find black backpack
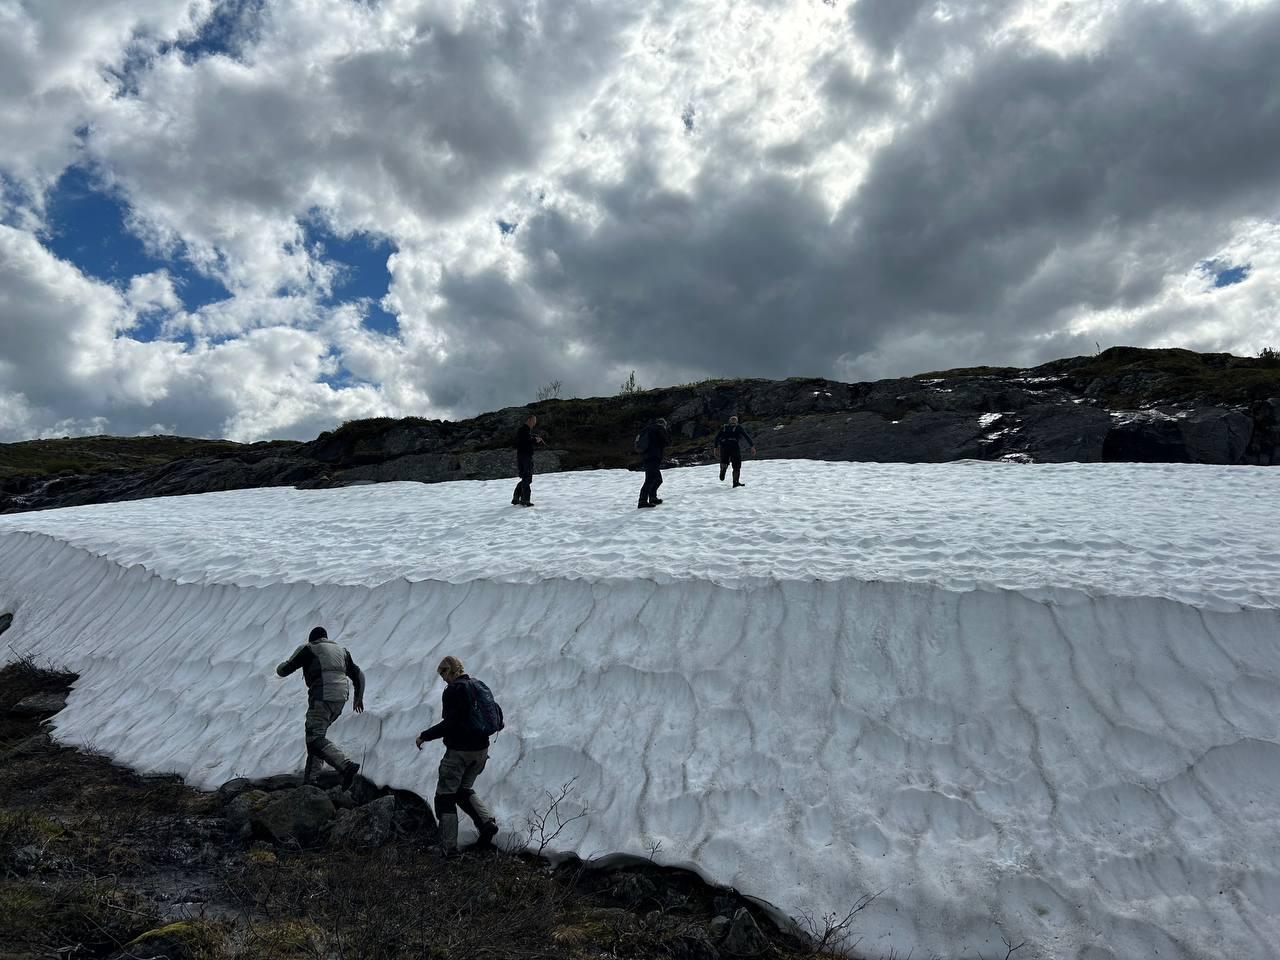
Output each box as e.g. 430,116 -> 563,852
634,427 -> 651,455
461,678 -> 505,736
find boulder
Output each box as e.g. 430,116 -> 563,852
388,787 -> 436,834
1246,399 -> 1280,464
1179,407 -> 1253,463
722,908 -> 769,957
9,691 -> 68,716
989,403 -> 1111,463
251,773 -> 306,792
330,795 -> 397,848
1102,410 -> 1190,462
249,786 -> 336,846
224,789 -> 270,833
214,777 -> 253,805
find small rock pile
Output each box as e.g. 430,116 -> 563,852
217,771 -> 436,849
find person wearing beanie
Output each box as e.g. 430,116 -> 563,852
276,625 -> 366,789
636,416 -> 671,508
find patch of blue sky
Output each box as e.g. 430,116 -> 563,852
497,219 -> 519,236
1199,258 -> 1251,289
1213,264 -> 1250,288
108,0 -> 264,95
42,166 -> 231,340
171,0 -> 265,63
302,217 -> 399,337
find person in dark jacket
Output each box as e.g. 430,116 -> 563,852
416,656 -> 499,856
512,413 -> 545,506
714,416 -> 756,487
637,417 -> 671,509
276,626 -> 365,788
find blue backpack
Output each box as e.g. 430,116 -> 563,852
461,678 -> 505,736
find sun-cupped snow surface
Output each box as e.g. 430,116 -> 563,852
1,460 -> 1278,608
1,460 -> 1278,960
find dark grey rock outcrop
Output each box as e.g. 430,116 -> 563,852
4,348 -> 1278,514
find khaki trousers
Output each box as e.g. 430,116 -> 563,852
435,748 -> 495,851
303,699 -> 350,781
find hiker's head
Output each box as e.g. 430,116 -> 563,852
308,626 -> 327,643
526,413 -> 537,427
437,656 -> 465,683
729,416 -> 739,425
657,417 -> 668,428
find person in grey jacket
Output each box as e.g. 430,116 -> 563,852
277,626 -> 365,788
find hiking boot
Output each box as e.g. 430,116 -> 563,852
340,761 -> 361,791
732,482 -> 745,488
650,498 -> 663,505
637,501 -> 655,509
520,501 -> 535,507
475,820 -> 499,848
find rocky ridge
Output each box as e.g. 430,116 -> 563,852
3,346 -> 1278,514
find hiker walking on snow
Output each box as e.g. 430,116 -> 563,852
276,626 -> 365,789
416,656 -> 504,857
636,417 -> 671,509
512,413 -> 545,507
714,415 -> 756,487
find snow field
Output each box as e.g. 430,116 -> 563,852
1,461 -> 1278,959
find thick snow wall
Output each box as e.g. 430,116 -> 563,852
1,529 -> 1277,960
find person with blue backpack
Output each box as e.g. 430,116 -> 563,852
635,417 -> 671,508
416,655 -> 504,857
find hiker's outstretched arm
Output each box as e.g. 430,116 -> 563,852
344,651 -> 366,701
276,645 -> 306,677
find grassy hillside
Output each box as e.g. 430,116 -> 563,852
0,436 -> 294,481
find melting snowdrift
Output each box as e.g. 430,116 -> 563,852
1,461 -> 1277,959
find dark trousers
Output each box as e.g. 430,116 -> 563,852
719,443 -> 742,483
639,462 -> 663,504
513,453 -> 534,504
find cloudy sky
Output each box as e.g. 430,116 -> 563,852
1,0 -> 1278,442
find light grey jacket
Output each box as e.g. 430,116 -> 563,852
277,639 -> 365,704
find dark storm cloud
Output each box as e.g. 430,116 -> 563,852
436,0 -> 1280,388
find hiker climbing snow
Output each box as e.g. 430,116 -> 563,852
714,416 -> 756,487
276,626 -> 365,789
416,656 -> 504,857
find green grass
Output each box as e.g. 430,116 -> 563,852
1042,346 -> 1280,405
